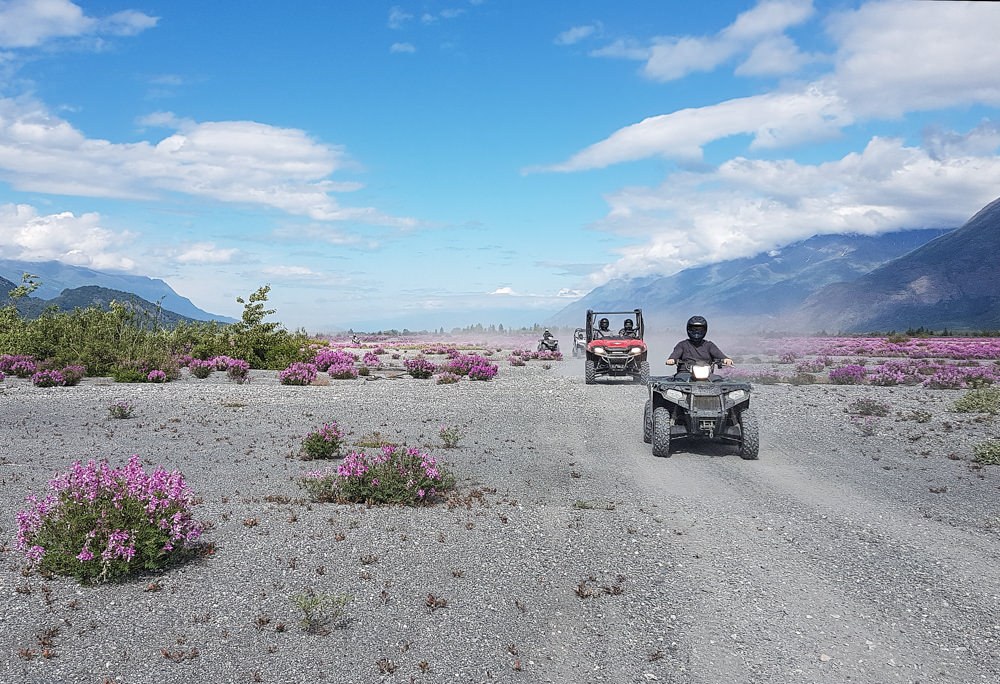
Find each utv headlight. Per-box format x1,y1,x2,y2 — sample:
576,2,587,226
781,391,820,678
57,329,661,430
665,388,684,403
629,347,643,355
592,347,606,355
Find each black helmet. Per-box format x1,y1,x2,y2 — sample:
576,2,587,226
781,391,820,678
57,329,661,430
686,315,707,342
543,329,552,338
598,317,610,330
622,318,634,330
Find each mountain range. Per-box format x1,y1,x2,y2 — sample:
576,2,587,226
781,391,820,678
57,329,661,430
549,194,1000,333
0,259,236,324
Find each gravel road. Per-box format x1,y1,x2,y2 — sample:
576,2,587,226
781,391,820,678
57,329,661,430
1,355,998,684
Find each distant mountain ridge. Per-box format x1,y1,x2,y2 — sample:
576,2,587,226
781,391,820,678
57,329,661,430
0,259,235,323
793,196,1000,332
548,228,951,330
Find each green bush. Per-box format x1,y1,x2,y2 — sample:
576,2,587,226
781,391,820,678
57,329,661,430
847,397,892,417
972,440,1000,465
952,387,1000,414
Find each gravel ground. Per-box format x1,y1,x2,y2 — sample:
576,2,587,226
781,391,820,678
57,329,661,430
1,355,998,684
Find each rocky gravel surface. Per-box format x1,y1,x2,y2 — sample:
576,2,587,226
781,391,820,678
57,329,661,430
1,356,998,684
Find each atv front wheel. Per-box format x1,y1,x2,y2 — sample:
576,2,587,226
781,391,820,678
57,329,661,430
651,406,672,457
585,359,596,385
738,409,760,460
643,399,652,443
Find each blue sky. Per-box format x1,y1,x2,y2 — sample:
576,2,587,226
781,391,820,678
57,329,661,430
2,1,1000,331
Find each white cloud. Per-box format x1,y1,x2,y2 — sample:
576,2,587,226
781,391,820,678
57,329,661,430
555,23,600,46
0,98,417,227
591,134,1000,283
174,242,237,264
542,1,1000,171
388,6,413,29
828,0,1000,118
261,265,324,279
0,0,156,49
589,0,814,82
0,203,137,270
390,42,416,54
530,87,851,171
490,287,517,296
734,35,810,76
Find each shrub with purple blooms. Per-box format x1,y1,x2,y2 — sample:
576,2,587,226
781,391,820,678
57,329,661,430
828,364,867,385
61,365,86,386
468,360,499,381
327,362,359,380
31,369,65,387
300,445,454,506
15,455,205,584
313,348,357,372
188,359,215,378
362,352,382,368
301,422,346,460
147,369,167,383
226,359,251,384
404,357,436,379
508,355,527,367
279,362,318,386
436,372,461,385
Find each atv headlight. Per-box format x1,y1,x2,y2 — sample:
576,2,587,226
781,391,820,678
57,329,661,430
724,389,746,408
629,347,643,355
665,388,684,403
592,347,606,355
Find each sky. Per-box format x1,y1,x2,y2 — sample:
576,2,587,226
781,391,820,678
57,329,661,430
2,0,1000,331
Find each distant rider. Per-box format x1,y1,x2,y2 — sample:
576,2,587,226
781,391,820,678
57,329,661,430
666,316,733,378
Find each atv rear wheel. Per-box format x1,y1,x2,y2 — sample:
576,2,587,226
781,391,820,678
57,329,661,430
738,409,760,460
651,406,672,457
585,358,596,385
643,399,652,443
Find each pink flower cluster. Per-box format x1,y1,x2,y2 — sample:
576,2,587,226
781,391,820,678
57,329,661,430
313,348,358,372
16,455,203,574
279,362,318,385
0,354,37,378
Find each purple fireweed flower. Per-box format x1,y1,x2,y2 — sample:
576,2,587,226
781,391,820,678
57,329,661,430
147,369,167,383
279,362,318,385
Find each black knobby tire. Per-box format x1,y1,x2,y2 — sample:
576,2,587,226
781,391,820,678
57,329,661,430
652,406,672,457
738,409,760,460
585,358,596,385
643,399,652,443
637,359,650,384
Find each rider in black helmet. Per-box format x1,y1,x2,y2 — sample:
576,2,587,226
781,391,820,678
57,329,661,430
619,318,636,337
666,316,732,378
595,317,611,338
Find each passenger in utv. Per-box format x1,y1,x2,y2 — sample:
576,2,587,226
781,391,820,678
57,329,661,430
594,317,611,338
665,316,732,380
619,318,637,337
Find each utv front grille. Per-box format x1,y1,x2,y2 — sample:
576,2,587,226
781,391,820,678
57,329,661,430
692,395,721,412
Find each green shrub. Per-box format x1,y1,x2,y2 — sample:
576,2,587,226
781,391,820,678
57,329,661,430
952,387,1000,414
972,440,1000,465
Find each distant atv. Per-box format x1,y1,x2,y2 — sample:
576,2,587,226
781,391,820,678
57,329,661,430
584,309,649,384
538,335,560,353
572,328,586,358
643,363,759,459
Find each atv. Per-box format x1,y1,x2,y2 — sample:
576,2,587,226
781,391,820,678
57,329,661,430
572,328,586,358
584,309,649,384
537,335,560,353
643,363,758,459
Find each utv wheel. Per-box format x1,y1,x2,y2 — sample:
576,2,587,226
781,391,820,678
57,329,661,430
643,399,652,443
738,409,760,460
637,359,651,384
651,406,672,457
585,359,596,385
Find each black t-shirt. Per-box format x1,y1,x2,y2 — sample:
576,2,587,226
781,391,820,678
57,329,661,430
669,339,726,370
